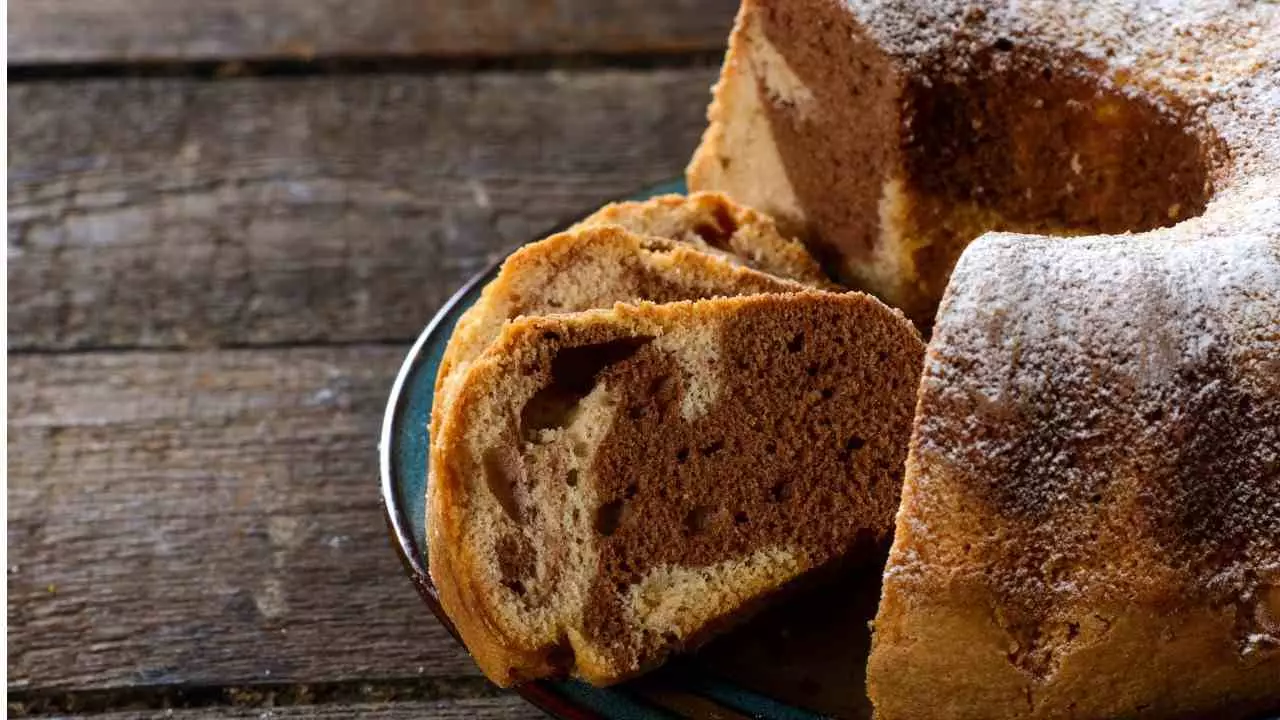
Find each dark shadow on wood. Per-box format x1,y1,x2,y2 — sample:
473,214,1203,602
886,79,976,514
9,51,725,84
8,676,502,716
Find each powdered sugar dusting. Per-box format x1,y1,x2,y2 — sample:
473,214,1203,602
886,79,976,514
862,3,1280,619
842,0,1280,183
851,0,1280,710
899,229,1280,678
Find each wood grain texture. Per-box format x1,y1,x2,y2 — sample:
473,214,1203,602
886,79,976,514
25,696,543,719
8,69,717,352
9,0,736,63
7,346,480,692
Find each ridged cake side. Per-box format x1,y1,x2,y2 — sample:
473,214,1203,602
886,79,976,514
868,232,1280,719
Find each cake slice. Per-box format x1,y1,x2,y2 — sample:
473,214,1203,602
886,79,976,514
429,292,924,686
431,225,810,457
573,191,830,287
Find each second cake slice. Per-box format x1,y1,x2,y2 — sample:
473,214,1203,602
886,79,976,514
432,225,812,455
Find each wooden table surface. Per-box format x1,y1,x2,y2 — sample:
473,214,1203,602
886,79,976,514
8,2,738,717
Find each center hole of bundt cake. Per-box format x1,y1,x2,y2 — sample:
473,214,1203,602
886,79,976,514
899,48,1216,253
748,0,1220,319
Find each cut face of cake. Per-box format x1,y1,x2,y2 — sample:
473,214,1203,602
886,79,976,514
690,0,1276,325
429,292,924,686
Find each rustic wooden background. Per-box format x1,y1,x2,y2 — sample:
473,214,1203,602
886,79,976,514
8,2,738,717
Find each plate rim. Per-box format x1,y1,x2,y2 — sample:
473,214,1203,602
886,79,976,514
379,253,496,596
377,246,609,720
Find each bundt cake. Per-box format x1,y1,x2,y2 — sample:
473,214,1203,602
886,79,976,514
869,233,1280,719
689,0,1280,716
429,292,924,686
689,0,1279,324
573,191,831,286
424,0,1279,710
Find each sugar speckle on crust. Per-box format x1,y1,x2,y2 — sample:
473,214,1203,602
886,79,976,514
841,0,1280,180
698,0,1278,330
885,229,1280,697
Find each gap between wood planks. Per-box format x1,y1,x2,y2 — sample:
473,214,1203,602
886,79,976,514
9,49,727,84
7,336,427,359
8,676,501,716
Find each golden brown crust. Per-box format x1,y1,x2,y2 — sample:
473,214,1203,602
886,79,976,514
429,365,571,685
575,192,830,287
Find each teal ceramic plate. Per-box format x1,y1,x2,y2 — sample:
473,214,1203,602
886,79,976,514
379,179,856,719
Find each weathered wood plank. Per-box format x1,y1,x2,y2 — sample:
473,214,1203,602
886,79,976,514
18,695,543,719
8,69,716,352
9,0,736,64
7,346,483,692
